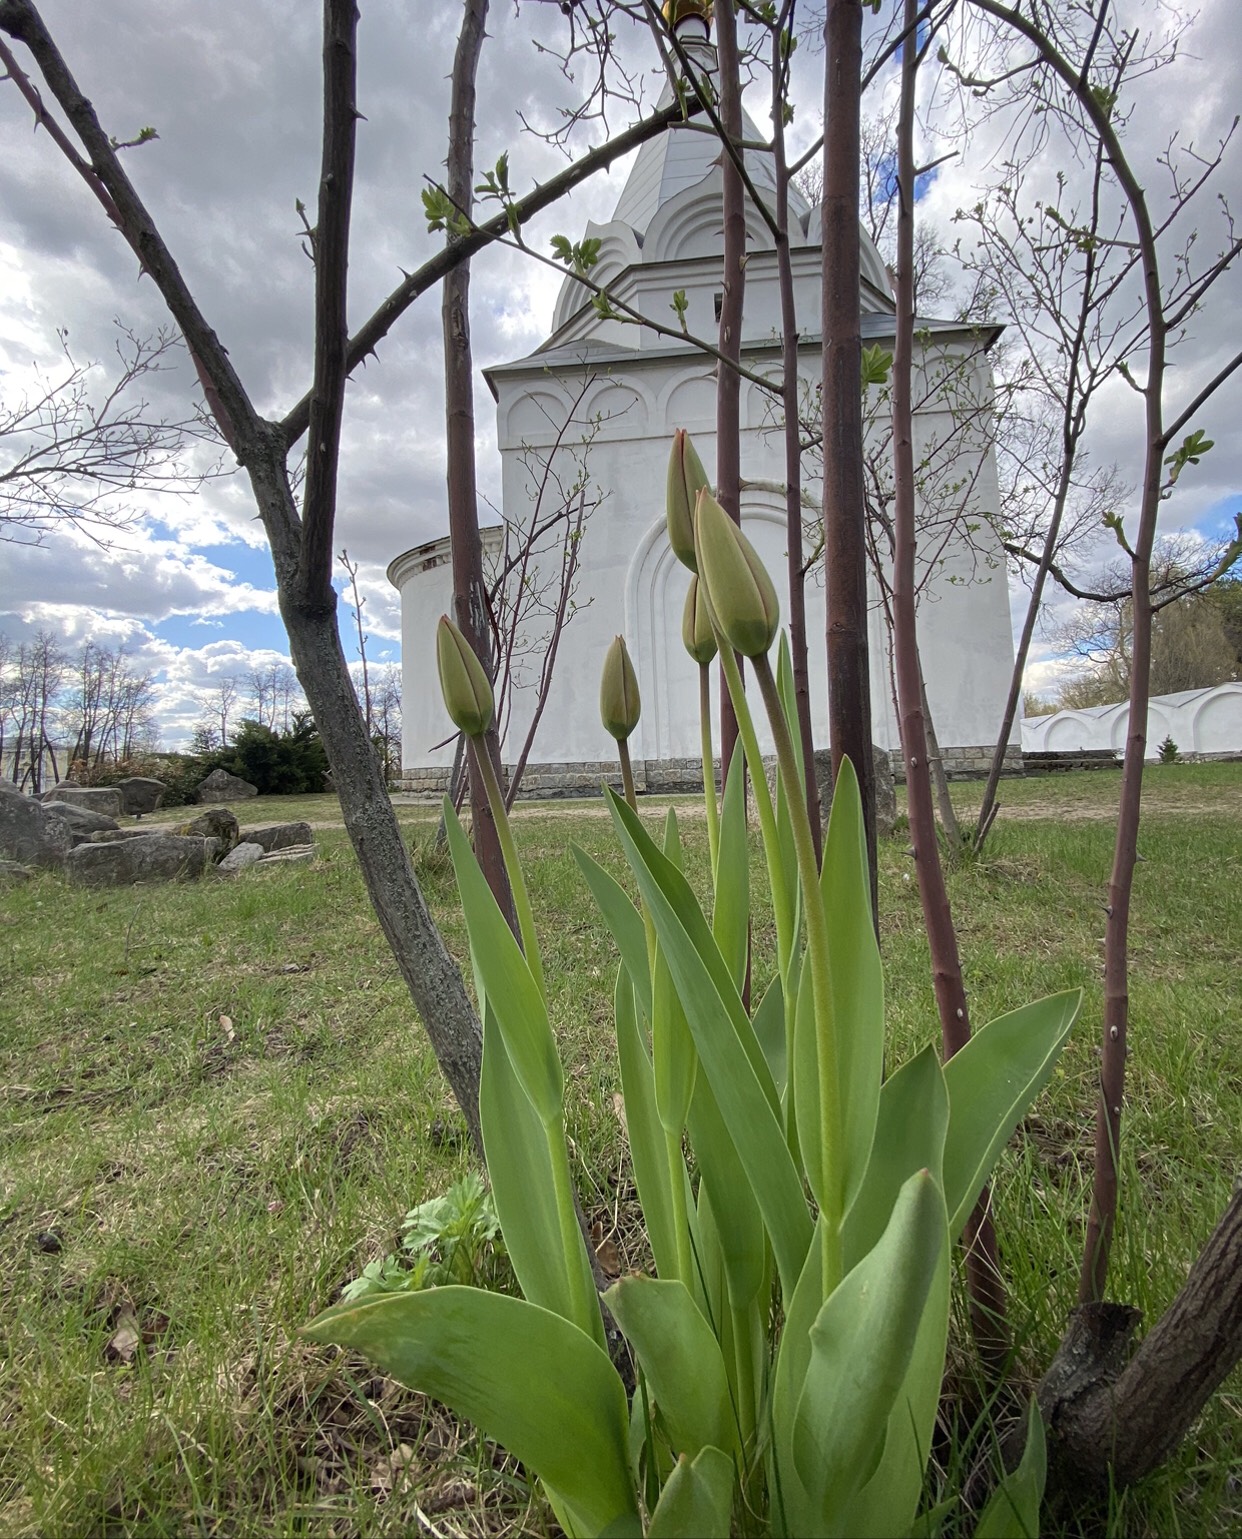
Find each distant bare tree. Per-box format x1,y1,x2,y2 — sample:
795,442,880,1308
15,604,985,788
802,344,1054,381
0,324,219,545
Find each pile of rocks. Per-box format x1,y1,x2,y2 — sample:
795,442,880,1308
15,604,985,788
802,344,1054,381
0,782,315,887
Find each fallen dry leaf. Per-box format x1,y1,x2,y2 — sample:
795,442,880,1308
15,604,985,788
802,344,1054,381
106,1307,141,1364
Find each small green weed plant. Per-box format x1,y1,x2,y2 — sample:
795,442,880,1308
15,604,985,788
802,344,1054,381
342,1171,509,1302
307,437,1077,1537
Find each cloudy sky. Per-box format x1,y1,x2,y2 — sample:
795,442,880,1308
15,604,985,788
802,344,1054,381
0,0,1238,746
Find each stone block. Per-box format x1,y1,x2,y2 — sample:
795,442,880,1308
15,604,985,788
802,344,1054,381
117,776,166,816
64,834,213,887
195,767,259,803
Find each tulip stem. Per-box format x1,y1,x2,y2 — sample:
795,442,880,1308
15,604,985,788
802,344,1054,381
753,651,844,1292
699,663,720,876
715,638,795,983
474,741,546,1003
617,738,638,812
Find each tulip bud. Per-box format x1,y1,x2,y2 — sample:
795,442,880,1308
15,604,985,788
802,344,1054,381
666,428,711,572
681,574,718,665
600,634,641,741
436,615,494,738
693,489,780,658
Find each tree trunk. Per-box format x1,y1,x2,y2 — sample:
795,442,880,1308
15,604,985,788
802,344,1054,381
715,0,745,778
771,18,821,862
1039,1182,1242,1497
443,0,516,932
248,451,486,1154
889,0,1007,1364
821,0,878,918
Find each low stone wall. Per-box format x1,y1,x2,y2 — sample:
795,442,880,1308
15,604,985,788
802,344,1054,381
394,744,1025,800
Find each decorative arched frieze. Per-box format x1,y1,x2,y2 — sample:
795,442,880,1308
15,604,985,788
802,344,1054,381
502,386,574,446
643,169,777,264
550,220,643,334
662,371,718,433
581,377,650,439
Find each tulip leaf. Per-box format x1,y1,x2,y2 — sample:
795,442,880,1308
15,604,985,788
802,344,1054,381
752,972,787,1101
942,990,1080,1234
712,746,750,994
647,1445,735,1538
793,1170,946,1529
614,966,682,1282
605,1277,738,1458
832,1050,952,1535
574,846,653,1023
837,1193,951,1537
606,789,812,1295
770,1219,825,1539
842,1045,948,1270
687,1072,767,1309
974,1398,1046,1539
820,756,884,1215
444,802,562,1125
480,1002,604,1349
303,1287,638,1538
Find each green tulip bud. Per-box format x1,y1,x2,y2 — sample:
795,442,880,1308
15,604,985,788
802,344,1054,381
681,574,718,665
436,615,494,738
600,634,641,741
693,489,780,659
666,428,711,572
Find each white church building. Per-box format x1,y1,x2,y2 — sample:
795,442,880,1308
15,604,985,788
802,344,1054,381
389,56,1018,796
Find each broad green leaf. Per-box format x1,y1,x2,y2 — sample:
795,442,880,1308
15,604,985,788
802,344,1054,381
304,1287,637,1537
445,803,562,1125
752,972,787,1101
837,1189,951,1537
974,1398,1046,1539
770,1221,824,1539
654,814,697,1136
835,1052,952,1536
653,944,696,1136
607,790,812,1296
480,1003,604,1349
842,1046,948,1270
820,757,884,1215
648,1446,735,1538
574,846,652,1023
772,635,803,959
687,1074,767,1309
607,787,783,1123
605,1277,738,1458
793,1171,947,1531
712,746,750,994
943,990,1080,1234
614,966,681,1283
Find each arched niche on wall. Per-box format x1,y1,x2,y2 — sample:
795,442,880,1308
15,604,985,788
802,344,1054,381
644,170,777,264
662,372,717,433
623,496,815,762
550,220,643,334
1189,684,1242,754
502,387,574,446
581,377,650,439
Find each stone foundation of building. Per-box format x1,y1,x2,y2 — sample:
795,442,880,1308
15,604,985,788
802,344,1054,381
393,745,1024,799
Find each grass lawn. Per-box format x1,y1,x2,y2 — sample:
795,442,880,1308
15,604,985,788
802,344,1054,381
1,763,1239,1536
